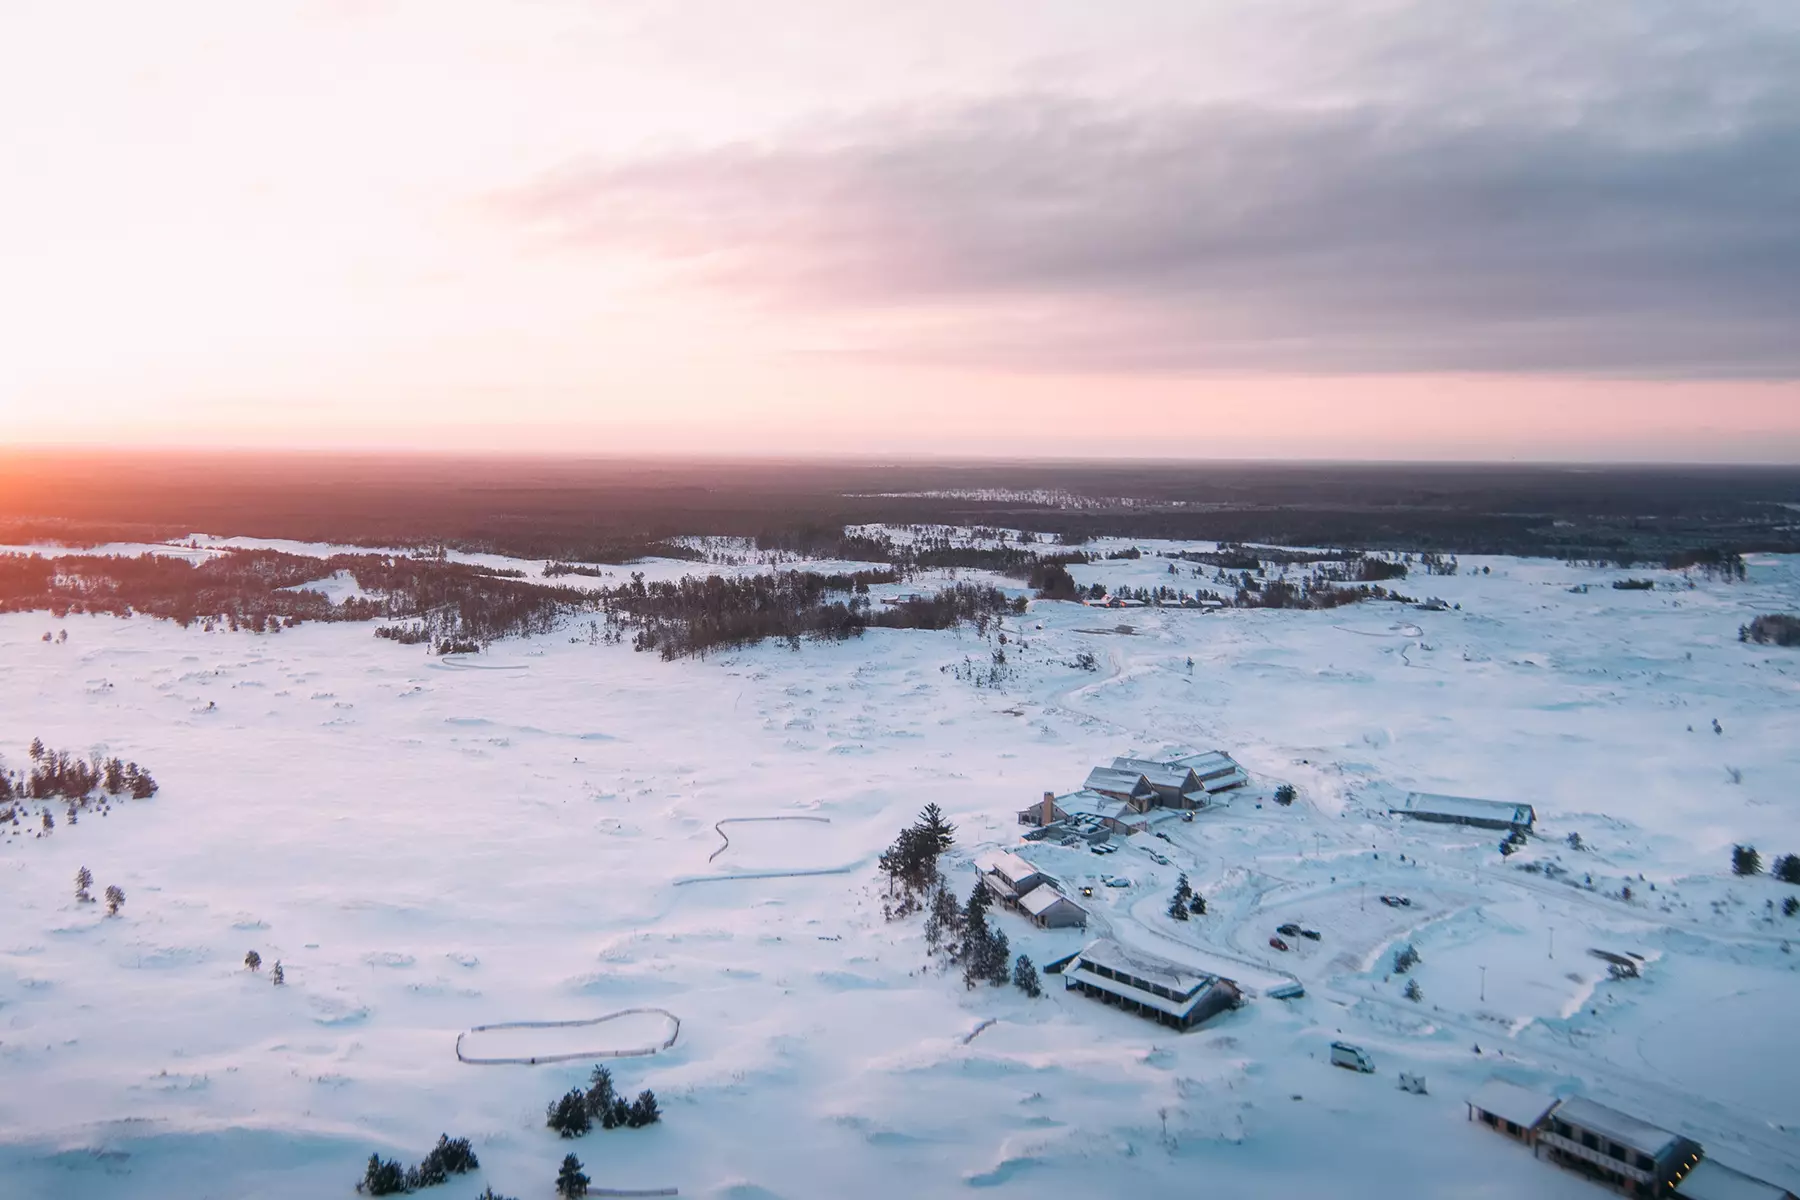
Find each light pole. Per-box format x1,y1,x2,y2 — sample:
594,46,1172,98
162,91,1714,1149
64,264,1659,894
1548,926,1555,960
1479,965,1487,1002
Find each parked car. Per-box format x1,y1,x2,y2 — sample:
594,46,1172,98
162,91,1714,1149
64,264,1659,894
1269,936,1290,951
1299,928,1322,941
1146,850,1172,866
1277,923,1303,937
1104,876,1131,888
1154,831,1173,843
1379,895,1412,908
1330,1042,1375,1073
1090,842,1118,855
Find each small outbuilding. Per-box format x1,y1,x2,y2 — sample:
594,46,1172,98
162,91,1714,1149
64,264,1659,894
1018,884,1088,929
1467,1078,1561,1145
1392,791,1535,832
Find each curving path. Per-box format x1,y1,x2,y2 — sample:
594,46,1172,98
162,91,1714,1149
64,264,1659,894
456,1007,680,1066
708,815,832,863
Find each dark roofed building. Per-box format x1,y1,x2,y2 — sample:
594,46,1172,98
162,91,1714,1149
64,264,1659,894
1062,938,1241,1031
1538,1096,1701,1197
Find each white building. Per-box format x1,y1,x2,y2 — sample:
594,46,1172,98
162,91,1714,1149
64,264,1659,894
1060,938,1241,1031
1018,885,1088,929
1392,791,1535,832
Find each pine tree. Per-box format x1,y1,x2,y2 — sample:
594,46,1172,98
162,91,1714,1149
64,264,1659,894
985,928,1011,986
1274,784,1297,806
1188,890,1206,916
628,1089,660,1127
1732,844,1763,876
103,757,125,795
584,1066,615,1117
1012,954,1042,998
1393,944,1420,974
1773,854,1800,885
271,960,285,986
29,738,44,761
419,1133,478,1177
1783,896,1799,918
546,1088,592,1138
1404,979,1423,1002
476,1190,518,1200
244,950,262,972
555,1153,590,1199
104,884,125,916
357,1153,409,1196
1168,873,1193,921
915,803,956,853
75,866,93,901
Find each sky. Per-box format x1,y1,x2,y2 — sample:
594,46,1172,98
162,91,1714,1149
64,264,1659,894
1,0,1797,462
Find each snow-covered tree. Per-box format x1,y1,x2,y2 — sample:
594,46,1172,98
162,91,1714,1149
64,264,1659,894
555,1154,590,1199
75,866,93,901
104,885,125,916
1012,954,1042,998
244,950,262,972
1733,844,1763,876
271,961,285,986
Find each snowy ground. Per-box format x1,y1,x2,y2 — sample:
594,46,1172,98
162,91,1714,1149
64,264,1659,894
2,535,1798,1198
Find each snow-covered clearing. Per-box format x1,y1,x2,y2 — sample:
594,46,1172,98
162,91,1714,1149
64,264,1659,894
1,536,1797,1198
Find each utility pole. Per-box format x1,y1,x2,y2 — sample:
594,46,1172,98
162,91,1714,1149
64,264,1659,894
1479,965,1487,1002
1548,926,1555,960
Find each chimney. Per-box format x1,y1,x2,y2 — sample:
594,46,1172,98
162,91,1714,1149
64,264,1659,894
1041,792,1056,824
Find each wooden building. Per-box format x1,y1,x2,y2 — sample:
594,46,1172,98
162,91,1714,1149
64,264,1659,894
1467,1078,1561,1146
1537,1096,1702,1197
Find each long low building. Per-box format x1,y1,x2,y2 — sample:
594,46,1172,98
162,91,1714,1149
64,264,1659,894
1676,1159,1798,1200
1019,884,1088,929
1392,791,1536,832
1061,939,1241,1031
1538,1096,1702,1197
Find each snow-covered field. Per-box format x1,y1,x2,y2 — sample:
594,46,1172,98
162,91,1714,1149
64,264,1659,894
3,535,1798,1198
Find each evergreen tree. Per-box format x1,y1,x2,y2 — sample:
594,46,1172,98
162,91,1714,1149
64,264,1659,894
29,738,44,761
476,1190,518,1200
985,929,1011,986
357,1154,409,1196
103,757,125,795
244,950,262,972
1188,890,1206,916
1732,844,1763,876
271,961,285,985
927,885,962,955
104,884,125,916
1773,854,1800,885
584,1066,615,1117
1012,954,1042,998
1784,896,1799,918
418,1133,478,1178
129,766,158,799
628,1090,660,1127
1404,979,1423,1002
914,803,956,854
546,1088,592,1138
1393,944,1420,973
1168,873,1193,920
962,883,991,951
75,865,93,901
1274,784,1297,806
555,1153,590,1199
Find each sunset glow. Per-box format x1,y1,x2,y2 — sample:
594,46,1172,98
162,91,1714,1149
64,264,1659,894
2,1,1797,460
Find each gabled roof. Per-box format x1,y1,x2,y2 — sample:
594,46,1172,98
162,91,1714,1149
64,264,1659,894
1084,766,1154,797
1552,1096,1685,1160
1112,757,1201,792
974,849,1043,889
1677,1159,1796,1200
1395,792,1535,825
1467,1078,1560,1130
1020,886,1083,918
1175,750,1242,780
1066,939,1236,1019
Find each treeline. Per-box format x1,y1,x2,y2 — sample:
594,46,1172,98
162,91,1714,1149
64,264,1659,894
0,549,598,651
598,572,1020,660
1741,614,1800,647
1,738,158,802
751,525,1092,579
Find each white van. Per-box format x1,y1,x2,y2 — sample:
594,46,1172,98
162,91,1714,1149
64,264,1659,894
1330,1042,1375,1073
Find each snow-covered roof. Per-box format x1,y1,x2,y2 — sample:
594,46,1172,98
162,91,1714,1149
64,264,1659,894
1171,751,1248,790
1020,886,1083,918
1394,792,1534,826
1056,791,1146,824
1677,1159,1795,1200
974,849,1043,889
1467,1078,1560,1130
1072,939,1220,998
1111,758,1200,793
1552,1097,1685,1160
1084,766,1153,796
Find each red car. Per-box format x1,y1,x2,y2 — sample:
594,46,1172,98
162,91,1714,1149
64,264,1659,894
1269,936,1290,952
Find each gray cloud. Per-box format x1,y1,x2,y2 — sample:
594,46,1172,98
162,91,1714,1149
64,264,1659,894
503,12,1800,377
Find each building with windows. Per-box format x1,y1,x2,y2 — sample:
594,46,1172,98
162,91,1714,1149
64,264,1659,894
1018,884,1088,929
1061,938,1241,1031
1467,1078,1561,1146
1675,1159,1797,1200
1537,1096,1702,1197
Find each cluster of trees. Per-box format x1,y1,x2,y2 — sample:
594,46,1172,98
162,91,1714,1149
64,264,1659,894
0,548,597,651
1166,874,1207,920
1740,614,1800,647
545,1066,661,1138
1392,943,1421,974
355,1135,480,1195
597,571,1023,660
877,804,957,915
1666,548,1748,579
242,950,285,983
1734,845,1800,885
70,866,126,914
6,739,158,802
